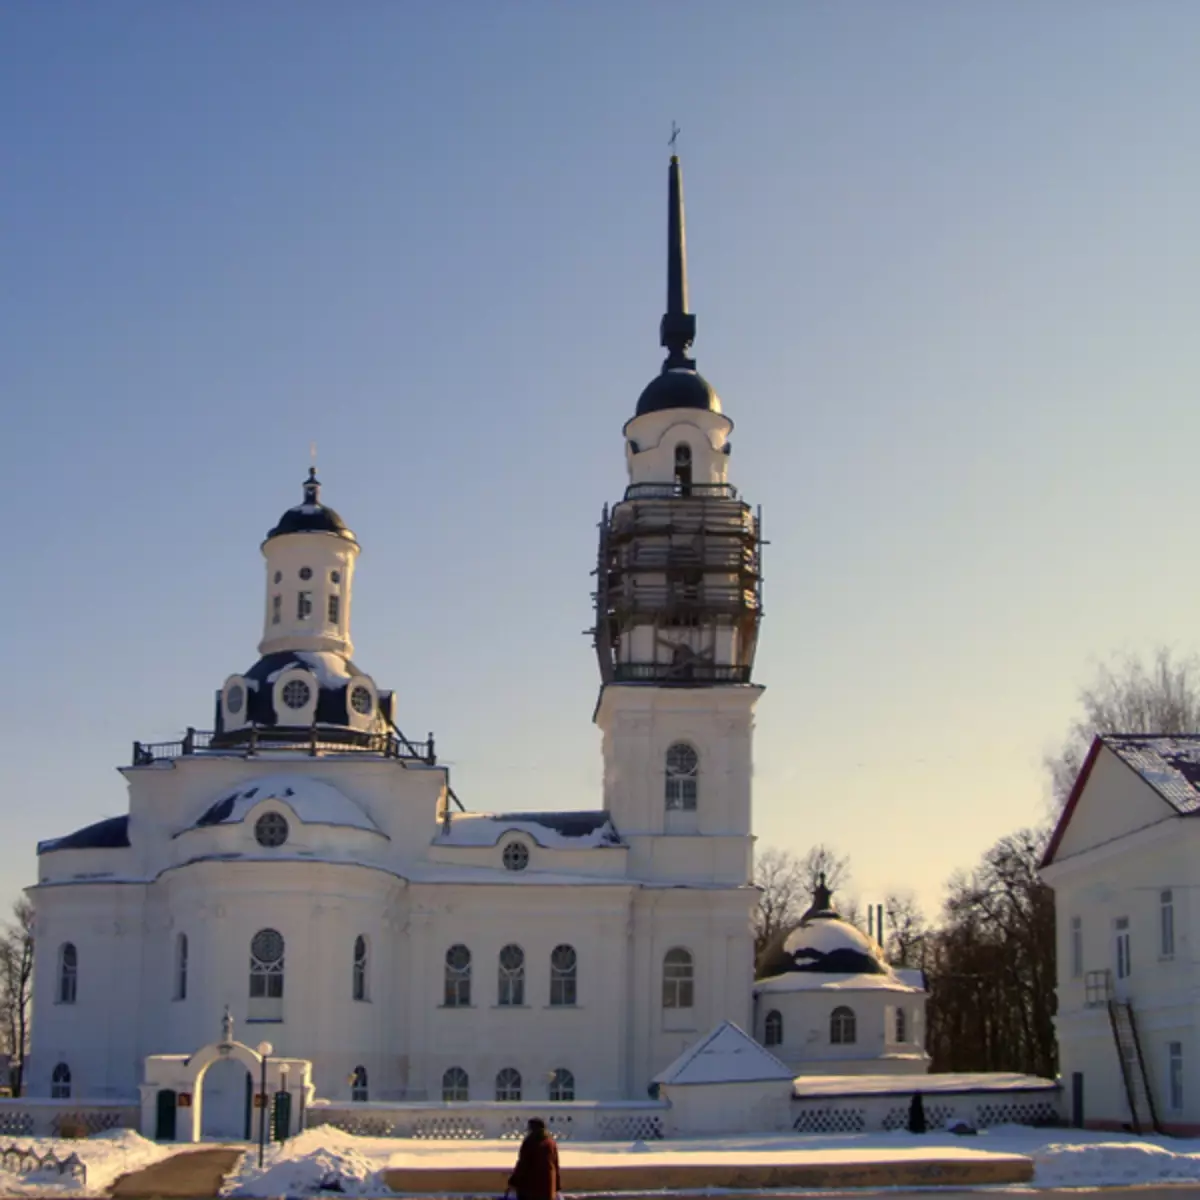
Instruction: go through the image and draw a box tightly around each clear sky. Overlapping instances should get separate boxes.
[3,2,1200,923]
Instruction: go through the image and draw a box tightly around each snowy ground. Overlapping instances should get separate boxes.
[7,1124,1200,1196]
[0,1128,173,1195]
[224,1124,1200,1195]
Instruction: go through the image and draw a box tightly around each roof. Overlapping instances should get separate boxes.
[38,815,131,855]
[232,651,391,731]
[653,1020,793,1086]
[434,811,623,849]
[793,1072,1058,1099]
[185,775,381,836]
[1043,734,1200,866]
[781,915,890,976]
[635,368,721,417]
[265,468,357,544]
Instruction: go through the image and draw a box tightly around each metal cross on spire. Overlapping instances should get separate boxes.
[669,121,680,153]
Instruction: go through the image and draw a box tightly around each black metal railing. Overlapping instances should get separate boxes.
[608,584,759,614]
[612,663,753,684]
[132,726,436,767]
[623,482,739,501]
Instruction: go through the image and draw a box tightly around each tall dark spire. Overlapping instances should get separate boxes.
[659,154,697,371]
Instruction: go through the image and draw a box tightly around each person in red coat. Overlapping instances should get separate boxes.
[507,1118,560,1200]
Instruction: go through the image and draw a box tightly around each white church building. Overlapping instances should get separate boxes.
[27,155,770,1138]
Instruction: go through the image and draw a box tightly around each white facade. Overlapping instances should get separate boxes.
[1042,734,1200,1134]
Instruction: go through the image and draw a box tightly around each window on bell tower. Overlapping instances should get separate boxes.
[674,443,692,495]
[272,595,281,625]
[297,591,313,620]
[665,742,699,811]
[328,594,340,625]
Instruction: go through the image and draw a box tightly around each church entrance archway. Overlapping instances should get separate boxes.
[200,1057,251,1141]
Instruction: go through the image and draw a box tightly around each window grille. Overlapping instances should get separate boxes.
[58,944,77,1005]
[498,944,525,1006]
[250,929,285,998]
[662,948,694,1008]
[353,935,368,1001]
[442,1067,469,1102]
[444,944,471,1007]
[550,945,577,1007]
[548,1068,575,1101]
[664,743,699,811]
[351,1065,368,1102]
[830,1006,857,1044]
[495,1068,522,1101]
[51,1063,71,1100]
[764,1009,782,1046]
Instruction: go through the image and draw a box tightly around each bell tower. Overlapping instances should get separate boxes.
[592,153,764,884]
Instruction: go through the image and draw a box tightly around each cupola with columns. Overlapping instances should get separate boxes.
[213,470,400,747]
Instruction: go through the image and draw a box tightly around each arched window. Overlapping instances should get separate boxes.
[495,1067,522,1101]
[830,1006,857,1045]
[51,1063,71,1099]
[353,935,368,1002]
[442,1067,469,1102]
[175,933,188,1001]
[548,1068,575,1102]
[351,1065,368,1102]
[895,1007,907,1043]
[764,1009,783,1047]
[662,948,694,1009]
[57,943,77,1005]
[665,743,699,811]
[498,944,525,1007]
[249,929,285,1000]
[550,945,577,1007]
[444,944,471,1007]
[674,442,693,494]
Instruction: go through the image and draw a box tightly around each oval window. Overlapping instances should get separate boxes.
[502,842,529,872]
[299,566,313,581]
[281,679,312,710]
[226,684,245,715]
[350,685,374,716]
[255,812,289,848]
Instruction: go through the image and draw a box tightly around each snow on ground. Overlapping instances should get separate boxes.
[221,1122,1200,1194]
[0,1128,173,1196]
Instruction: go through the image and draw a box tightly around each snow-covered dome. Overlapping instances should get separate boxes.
[184,774,382,836]
[780,877,890,976]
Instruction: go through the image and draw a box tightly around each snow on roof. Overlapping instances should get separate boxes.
[184,775,381,835]
[39,815,131,855]
[755,971,924,995]
[1101,735,1200,814]
[653,1021,793,1086]
[434,810,623,850]
[793,1072,1058,1098]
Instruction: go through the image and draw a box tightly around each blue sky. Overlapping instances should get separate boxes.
[4,2,1200,921]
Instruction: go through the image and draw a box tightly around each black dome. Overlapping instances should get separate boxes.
[635,368,721,417]
[266,504,356,542]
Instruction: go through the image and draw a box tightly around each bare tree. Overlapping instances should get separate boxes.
[883,891,928,969]
[0,900,33,1096]
[799,844,851,897]
[1048,647,1200,806]
[753,848,806,963]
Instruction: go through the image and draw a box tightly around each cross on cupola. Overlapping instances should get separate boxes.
[302,466,321,507]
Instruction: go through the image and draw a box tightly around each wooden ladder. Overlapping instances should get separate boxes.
[1108,998,1162,1134]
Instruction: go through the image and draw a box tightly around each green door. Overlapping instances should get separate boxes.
[272,1091,292,1142]
[154,1090,177,1141]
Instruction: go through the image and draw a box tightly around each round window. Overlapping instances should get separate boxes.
[273,570,282,584]
[666,743,699,776]
[299,566,313,580]
[251,927,285,963]
[281,679,312,709]
[502,841,530,872]
[350,685,373,716]
[255,812,289,848]
[331,570,341,584]
[226,684,245,715]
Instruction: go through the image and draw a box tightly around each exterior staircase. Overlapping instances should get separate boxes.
[1107,995,1162,1134]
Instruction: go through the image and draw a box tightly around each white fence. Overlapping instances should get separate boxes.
[307,1099,670,1142]
[0,1099,139,1139]
[790,1087,1062,1134]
